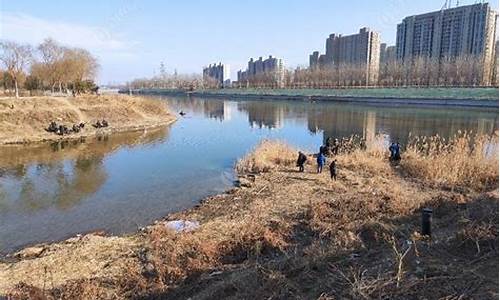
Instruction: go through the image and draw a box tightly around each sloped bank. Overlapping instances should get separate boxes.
[0,94,177,145]
[1,135,498,299]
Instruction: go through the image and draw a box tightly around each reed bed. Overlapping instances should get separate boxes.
[401,131,498,191]
[236,139,297,173]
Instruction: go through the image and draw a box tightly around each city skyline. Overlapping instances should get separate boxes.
[1,0,499,84]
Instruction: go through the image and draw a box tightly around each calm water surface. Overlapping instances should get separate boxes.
[0,96,498,253]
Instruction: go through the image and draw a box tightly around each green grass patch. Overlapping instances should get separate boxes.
[196,87,499,100]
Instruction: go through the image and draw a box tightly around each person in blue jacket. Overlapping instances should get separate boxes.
[316,152,326,173]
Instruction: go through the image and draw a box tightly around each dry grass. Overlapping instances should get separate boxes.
[3,135,498,299]
[0,94,176,144]
[402,131,498,191]
[236,139,297,173]
[0,234,140,296]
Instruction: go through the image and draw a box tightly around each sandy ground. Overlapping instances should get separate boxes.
[0,95,176,145]
[0,141,497,299]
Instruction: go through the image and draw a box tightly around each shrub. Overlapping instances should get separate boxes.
[236,140,297,173]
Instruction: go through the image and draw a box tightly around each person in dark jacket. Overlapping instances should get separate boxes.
[389,143,396,161]
[319,145,328,156]
[316,152,326,173]
[389,142,401,161]
[329,159,337,180]
[332,138,340,155]
[394,143,401,161]
[296,151,307,172]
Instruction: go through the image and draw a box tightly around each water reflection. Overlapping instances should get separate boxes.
[0,96,497,253]
[0,127,170,214]
[167,96,498,146]
[167,97,233,122]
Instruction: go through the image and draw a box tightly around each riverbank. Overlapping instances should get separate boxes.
[0,95,176,145]
[1,134,498,299]
[128,87,499,108]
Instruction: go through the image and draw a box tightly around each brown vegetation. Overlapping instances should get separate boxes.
[236,140,297,173]
[0,94,176,144]
[2,135,498,299]
[0,38,99,98]
[402,132,499,190]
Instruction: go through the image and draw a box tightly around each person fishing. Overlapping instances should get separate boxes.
[329,159,337,181]
[332,138,340,155]
[316,152,326,173]
[296,151,307,172]
[394,142,401,161]
[389,142,401,161]
[389,142,396,161]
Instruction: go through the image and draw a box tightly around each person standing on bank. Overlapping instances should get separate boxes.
[389,142,396,161]
[296,151,307,172]
[394,143,401,161]
[329,159,337,181]
[317,152,326,174]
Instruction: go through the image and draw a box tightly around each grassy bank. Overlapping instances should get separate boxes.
[1,133,498,299]
[193,87,499,100]
[0,94,176,145]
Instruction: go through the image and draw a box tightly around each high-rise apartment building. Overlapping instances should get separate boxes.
[203,63,231,88]
[237,55,285,87]
[309,27,381,85]
[309,51,320,70]
[380,43,397,63]
[396,2,498,85]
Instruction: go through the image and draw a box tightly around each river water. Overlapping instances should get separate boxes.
[0,96,498,253]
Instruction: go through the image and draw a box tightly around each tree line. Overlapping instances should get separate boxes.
[128,73,205,90]
[129,53,497,91]
[280,55,497,89]
[0,38,99,98]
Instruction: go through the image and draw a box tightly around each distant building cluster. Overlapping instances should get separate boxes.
[237,55,285,87]
[396,2,498,85]
[203,2,498,88]
[309,27,381,85]
[203,63,230,88]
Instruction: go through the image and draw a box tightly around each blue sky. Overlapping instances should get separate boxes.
[1,0,498,84]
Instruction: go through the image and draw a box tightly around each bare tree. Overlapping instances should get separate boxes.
[0,40,33,98]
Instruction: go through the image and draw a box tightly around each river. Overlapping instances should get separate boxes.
[0,95,498,253]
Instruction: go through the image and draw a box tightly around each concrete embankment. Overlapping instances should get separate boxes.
[127,88,499,108]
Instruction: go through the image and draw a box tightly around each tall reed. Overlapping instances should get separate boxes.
[402,131,498,190]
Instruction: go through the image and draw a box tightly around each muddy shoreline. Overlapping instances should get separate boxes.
[1,139,497,298]
[0,95,177,146]
[0,119,176,146]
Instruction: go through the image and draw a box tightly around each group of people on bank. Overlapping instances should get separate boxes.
[296,138,402,181]
[46,119,110,136]
[295,143,339,181]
